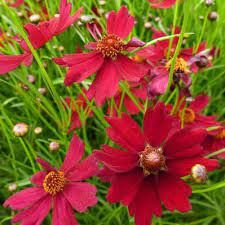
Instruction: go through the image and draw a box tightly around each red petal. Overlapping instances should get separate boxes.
[4,187,47,210]
[52,192,78,225]
[167,157,218,177]
[87,60,120,106]
[63,182,97,213]
[143,103,176,147]
[128,177,162,225]
[107,6,134,39]
[30,171,47,186]
[190,95,210,113]
[0,54,29,75]
[164,128,206,158]
[94,145,139,173]
[115,55,148,82]
[158,174,192,212]
[149,0,176,9]
[63,53,104,86]
[107,168,144,205]
[66,155,99,181]
[60,133,84,173]
[12,196,51,224]
[36,157,55,171]
[105,113,145,153]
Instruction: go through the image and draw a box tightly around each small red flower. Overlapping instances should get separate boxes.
[149,0,176,8]
[65,92,92,132]
[0,0,82,75]
[203,126,225,158]
[94,103,218,225]
[4,134,98,225]
[107,80,148,116]
[54,6,148,105]
[6,0,24,7]
[175,95,219,129]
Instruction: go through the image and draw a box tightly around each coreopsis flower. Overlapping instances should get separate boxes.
[107,80,148,116]
[137,28,210,98]
[203,126,225,158]
[94,103,218,225]
[4,134,98,224]
[175,95,219,128]
[149,0,176,8]
[0,0,83,75]
[65,93,92,132]
[54,6,148,105]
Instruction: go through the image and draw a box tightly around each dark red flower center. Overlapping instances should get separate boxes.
[140,144,166,175]
[178,108,195,124]
[96,34,125,60]
[43,171,65,195]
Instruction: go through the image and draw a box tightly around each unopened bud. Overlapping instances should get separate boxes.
[34,127,43,135]
[49,141,60,151]
[29,14,41,23]
[27,75,36,84]
[13,123,29,137]
[208,11,218,21]
[191,164,208,183]
[38,87,47,95]
[8,183,17,192]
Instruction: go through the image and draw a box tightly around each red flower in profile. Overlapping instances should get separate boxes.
[107,80,148,116]
[94,103,218,225]
[0,0,83,75]
[203,126,225,158]
[54,6,148,105]
[65,92,92,132]
[149,0,176,9]
[4,134,98,224]
[175,95,219,129]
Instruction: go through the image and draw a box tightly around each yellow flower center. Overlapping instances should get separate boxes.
[179,108,196,124]
[43,171,65,195]
[166,57,188,73]
[96,34,125,60]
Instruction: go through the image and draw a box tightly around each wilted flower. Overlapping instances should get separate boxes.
[4,134,99,224]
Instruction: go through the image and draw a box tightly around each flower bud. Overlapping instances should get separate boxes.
[208,11,218,21]
[13,123,29,137]
[29,14,41,23]
[144,22,152,29]
[27,75,36,84]
[38,87,47,95]
[191,164,208,183]
[49,141,60,151]
[205,0,214,6]
[196,55,209,68]
[8,183,17,192]
[34,127,43,135]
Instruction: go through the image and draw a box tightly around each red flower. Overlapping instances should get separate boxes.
[6,0,24,7]
[94,103,218,225]
[175,95,219,129]
[54,6,148,105]
[107,80,148,116]
[203,126,225,158]
[0,0,82,75]
[149,0,176,8]
[138,28,211,98]
[4,134,98,225]
[65,92,92,132]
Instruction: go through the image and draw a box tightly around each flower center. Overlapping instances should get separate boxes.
[43,171,65,195]
[178,108,195,124]
[215,129,225,139]
[96,34,125,60]
[140,144,166,176]
[166,57,188,74]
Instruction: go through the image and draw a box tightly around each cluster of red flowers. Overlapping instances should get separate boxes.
[2,1,224,225]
